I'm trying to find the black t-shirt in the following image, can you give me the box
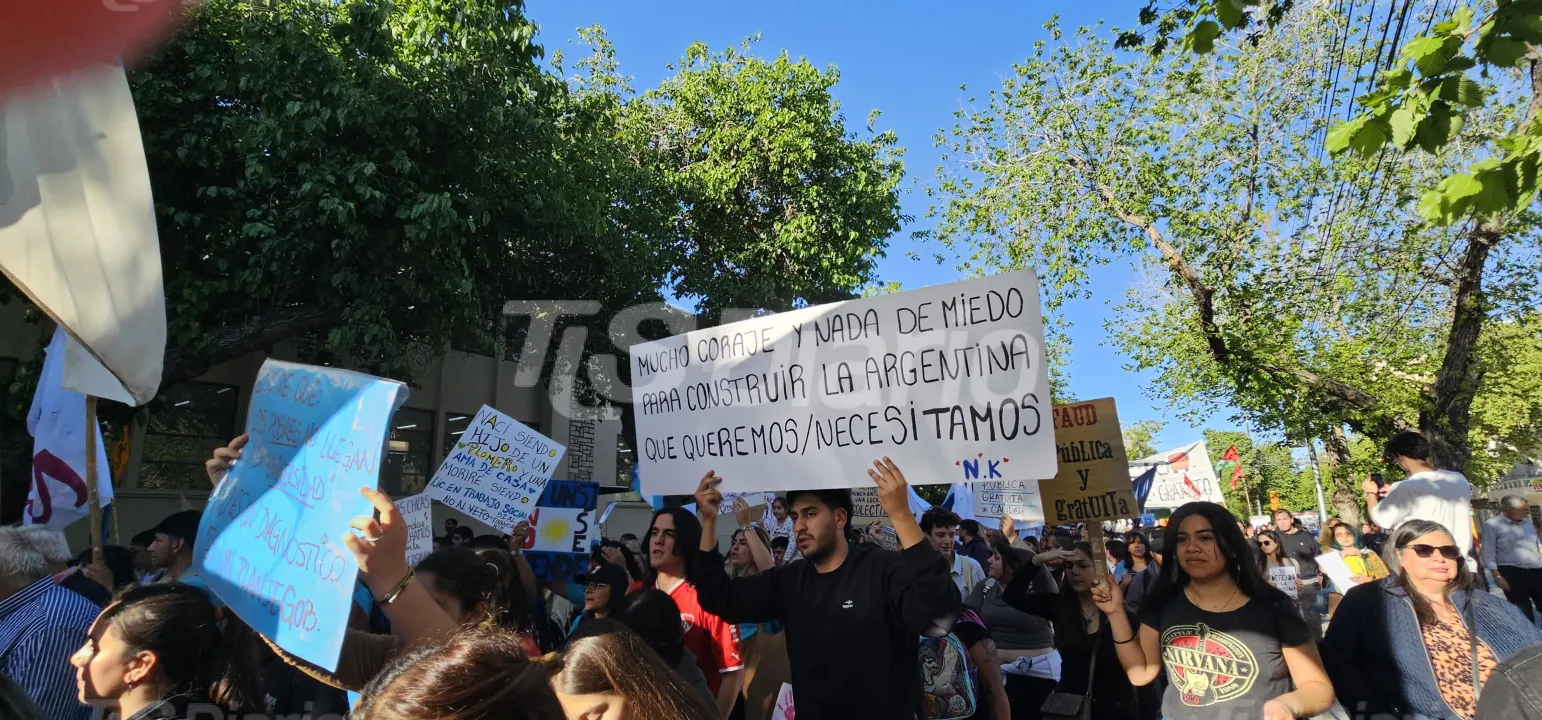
[1277,529,1320,579]
[1139,593,1312,720]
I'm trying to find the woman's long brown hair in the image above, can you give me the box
[547,620,717,720]
[351,628,564,720]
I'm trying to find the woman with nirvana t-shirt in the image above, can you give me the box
[1092,503,1335,720]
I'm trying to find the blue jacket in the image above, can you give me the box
[1324,577,1542,719]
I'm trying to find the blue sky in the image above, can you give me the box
[526,0,1247,451]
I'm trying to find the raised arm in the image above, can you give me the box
[344,487,459,650]
[508,521,539,601]
[691,471,785,624]
[871,458,962,634]
[734,497,776,572]
[1001,553,1076,620]
[1091,577,1163,686]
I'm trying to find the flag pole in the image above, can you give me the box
[85,396,104,554]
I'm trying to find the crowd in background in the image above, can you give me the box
[0,430,1539,719]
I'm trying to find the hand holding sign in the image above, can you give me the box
[868,458,913,521]
[695,470,725,517]
[1090,573,1126,616]
[695,470,725,552]
[733,496,754,528]
[343,487,411,598]
[869,458,925,550]
[204,434,248,487]
[509,521,531,552]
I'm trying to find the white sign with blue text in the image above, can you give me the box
[426,405,565,534]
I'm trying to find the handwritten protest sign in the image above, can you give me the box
[193,360,406,671]
[851,486,885,520]
[522,480,599,582]
[1037,398,1136,524]
[1128,440,1223,509]
[631,271,1056,495]
[426,406,565,533]
[1268,565,1300,599]
[397,492,433,568]
[972,479,1046,524]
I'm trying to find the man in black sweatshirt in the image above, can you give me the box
[689,457,961,719]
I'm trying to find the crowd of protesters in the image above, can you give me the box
[1,429,1540,718]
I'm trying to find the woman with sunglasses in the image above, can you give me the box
[1324,519,1542,720]
[1255,530,1307,608]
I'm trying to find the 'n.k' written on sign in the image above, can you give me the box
[630,271,1057,495]
[426,406,565,534]
[521,480,599,582]
[192,360,407,672]
[1037,398,1136,524]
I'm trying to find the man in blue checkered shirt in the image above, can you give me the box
[0,526,98,720]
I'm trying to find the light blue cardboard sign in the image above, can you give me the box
[192,360,407,672]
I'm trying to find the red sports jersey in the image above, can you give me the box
[665,578,743,694]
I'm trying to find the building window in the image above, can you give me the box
[139,382,239,490]
[443,412,474,454]
[616,436,636,487]
[381,408,434,496]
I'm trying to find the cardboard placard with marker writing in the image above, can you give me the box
[1037,397,1136,525]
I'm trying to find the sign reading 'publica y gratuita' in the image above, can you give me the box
[1036,397,1136,524]
[630,271,1057,495]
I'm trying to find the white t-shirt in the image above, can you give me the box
[1371,469,1475,568]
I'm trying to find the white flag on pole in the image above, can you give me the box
[24,328,113,529]
[0,63,166,406]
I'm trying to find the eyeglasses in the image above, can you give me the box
[1403,544,1462,560]
[1257,541,1274,548]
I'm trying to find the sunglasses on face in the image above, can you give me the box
[1404,544,1462,560]
[1258,541,1274,548]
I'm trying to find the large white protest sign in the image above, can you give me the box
[631,271,1056,495]
[398,492,433,568]
[1129,440,1224,510]
[973,479,1046,524]
[426,406,565,533]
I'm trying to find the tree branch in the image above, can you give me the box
[160,305,341,389]
[1078,162,1383,417]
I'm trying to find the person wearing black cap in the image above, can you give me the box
[146,509,202,583]
[567,563,629,636]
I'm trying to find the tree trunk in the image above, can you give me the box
[1324,425,1362,526]
[1420,223,1498,474]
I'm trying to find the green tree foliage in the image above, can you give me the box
[1123,419,1166,459]
[619,37,907,315]
[0,5,906,517]
[925,10,1541,486]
